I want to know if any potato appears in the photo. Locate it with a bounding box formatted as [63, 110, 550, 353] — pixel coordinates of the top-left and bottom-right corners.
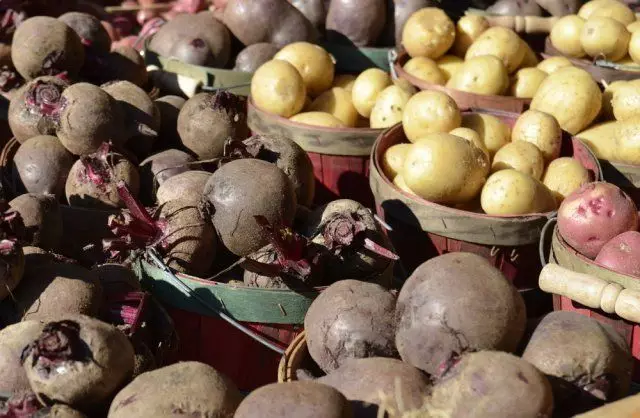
[543, 157, 591, 203]
[576, 121, 618, 160]
[402, 56, 446, 85]
[274, 42, 334, 97]
[601, 80, 627, 119]
[402, 91, 461, 142]
[520, 40, 540, 68]
[290, 111, 346, 127]
[487, 0, 542, 16]
[251, 60, 306, 117]
[612, 79, 640, 121]
[395, 252, 526, 375]
[450, 127, 490, 158]
[402, 7, 455, 59]
[447, 55, 509, 96]
[436, 55, 463, 81]
[509, 67, 547, 98]
[309, 87, 358, 127]
[451, 14, 490, 57]
[629, 30, 640, 63]
[530, 66, 602, 135]
[615, 117, 640, 164]
[465, 27, 525, 73]
[491, 141, 545, 180]
[461, 113, 511, 157]
[426, 351, 554, 418]
[580, 17, 630, 61]
[393, 174, 415, 195]
[481, 169, 557, 215]
[578, 0, 618, 20]
[522, 311, 632, 401]
[557, 182, 638, 259]
[596, 230, 640, 277]
[537, 0, 582, 16]
[351, 68, 391, 118]
[511, 109, 562, 162]
[332, 74, 356, 92]
[550, 14, 586, 57]
[402, 133, 489, 204]
[589, 0, 636, 25]
[326, 0, 386, 47]
[629, 20, 640, 32]
[382, 143, 411, 179]
[537, 56, 574, 73]
[369, 85, 413, 129]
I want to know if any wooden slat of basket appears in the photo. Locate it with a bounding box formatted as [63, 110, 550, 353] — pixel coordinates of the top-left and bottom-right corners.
[277, 331, 307, 383]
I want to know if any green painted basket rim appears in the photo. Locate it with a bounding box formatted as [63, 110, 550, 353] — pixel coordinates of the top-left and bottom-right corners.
[133, 257, 319, 324]
[320, 41, 392, 72]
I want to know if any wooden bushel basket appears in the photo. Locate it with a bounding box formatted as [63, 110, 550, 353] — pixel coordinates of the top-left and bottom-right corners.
[370, 111, 602, 317]
[393, 50, 531, 113]
[542, 220, 640, 381]
[247, 98, 382, 208]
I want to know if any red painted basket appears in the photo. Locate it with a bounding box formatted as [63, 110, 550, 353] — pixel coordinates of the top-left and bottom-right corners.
[370, 111, 601, 317]
[247, 98, 382, 208]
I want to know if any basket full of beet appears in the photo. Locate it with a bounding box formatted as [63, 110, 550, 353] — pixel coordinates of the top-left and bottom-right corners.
[539, 181, 640, 381]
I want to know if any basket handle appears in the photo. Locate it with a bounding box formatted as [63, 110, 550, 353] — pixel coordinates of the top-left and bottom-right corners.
[144, 248, 286, 355]
[539, 216, 557, 267]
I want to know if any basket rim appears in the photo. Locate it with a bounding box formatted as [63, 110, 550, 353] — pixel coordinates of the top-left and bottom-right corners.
[277, 330, 307, 383]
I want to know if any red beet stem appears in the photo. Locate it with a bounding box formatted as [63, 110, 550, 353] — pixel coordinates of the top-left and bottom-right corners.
[116, 181, 156, 230]
[363, 238, 399, 261]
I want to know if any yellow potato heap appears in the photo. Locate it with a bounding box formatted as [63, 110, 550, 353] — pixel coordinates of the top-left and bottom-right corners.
[387, 105, 591, 216]
[400, 9, 563, 99]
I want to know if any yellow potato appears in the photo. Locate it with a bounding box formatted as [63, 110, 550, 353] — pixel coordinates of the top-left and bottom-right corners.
[601, 80, 627, 119]
[382, 143, 411, 180]
[480, 169, 557, 215]
[465, 27, 525, 73]
[402, 91, 461, 142]
[393, 174, 416, 196]
[491, 141, 545, 180]
[450, 127, 490, 158]
[630, 30, 640, 63]
[509, 67, 548, 98]
[274, 42, 334, 97]
[332, 74, 357, 92]
[392, 78, 418, 95]
[530, 66, 602, 135]
[369, 85, 413, 129]
[580, 16, 630, 61]
[290, 111, 346, 128]
[542, 157, 590, 203]
[578, 0, 618, 20]
[550, 15, 586, 58]
[309, 87, 359, 127]
[251, 60, 306, 117]
[446, 55, 509, 96]
[351, 68, 391, 118]
[576, 121, 619, 160]
[615, 117, 640, 164]
[617, 55, 640, 69]
[452, 15, 490, 57]
[403, 57, 446, 85]
[402, 133, 489, 204]
[461, 113, 511, 157]
[511, 109, 563, 162]
[589, 0, 636, 25]
[612, 79, 640, 121]
[436, 55, 464, 81]
[520, 40, 539, 68]
[402, 7, 455, 59]
[628, 21, 640, 32]
[536, 56, 574, 74]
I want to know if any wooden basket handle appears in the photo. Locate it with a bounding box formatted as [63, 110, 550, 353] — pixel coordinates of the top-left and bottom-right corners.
[469, 14, 560, 34]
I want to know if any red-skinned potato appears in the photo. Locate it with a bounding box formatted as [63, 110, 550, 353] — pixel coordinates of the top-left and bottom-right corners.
[595, 231, 640, 277]
[326, 0, 387, 47]
[558, 182, 639, 259]
[487, 0, 543, 16]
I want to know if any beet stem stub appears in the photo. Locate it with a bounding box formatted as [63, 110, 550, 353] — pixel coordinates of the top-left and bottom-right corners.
[0, 392, 42, 417]
[116, 181, 156, 229]
[25, 80, 66, 120]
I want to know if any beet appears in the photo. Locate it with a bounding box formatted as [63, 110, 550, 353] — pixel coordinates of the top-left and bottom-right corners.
[92, 263, 141, 294]
[8, 76, 70, 143]
[15, 261, 103, 321]
[108, 45, 148, 87]
[65, 143, 140, 209]
[303, 199, 396, 284]
[12, 135, 74, 198]
[139, 149, 195, 204]
[177, 91, 248, 160]
[109, 362, 241, 418]
[9, 193, 63, 251]
[58, 12, 111, 54]
[233, 43, 280, 73]
[0, 320, 45, 394]
[131, 340, 157, 378]
[0, 391, 87, 417]
[102, 80, 160, 158]
[11, 16, 85, 80]
[156, 170, 210, 205]
[304, 279, 398, 373]
[0, 206, 25, 302]
[105, 184, 217, 276]
[242, 134, 315, 207]
[0, 65, 24, 101]
[202, 158, 297, 256]
[22, 315, 134, 410]
[154, 96, 185, 150]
